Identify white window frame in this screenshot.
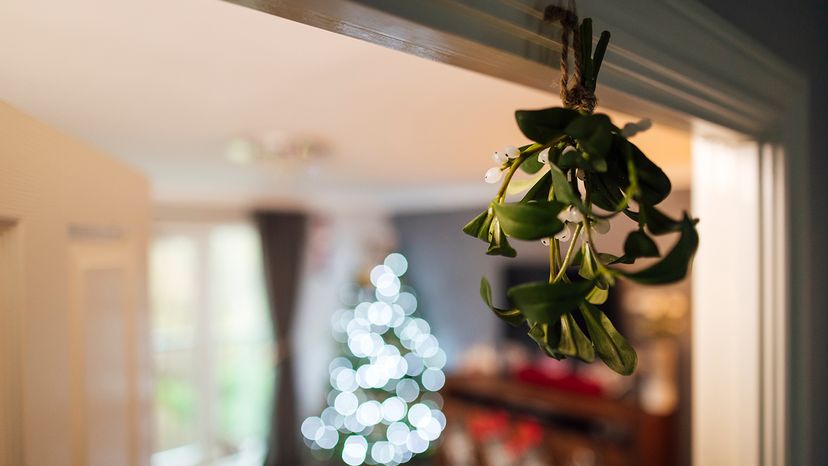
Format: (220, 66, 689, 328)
(223, 1, 810, 464)
(150, 218, 270, 466)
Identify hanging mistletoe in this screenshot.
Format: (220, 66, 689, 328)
(463, 6, 699, 375)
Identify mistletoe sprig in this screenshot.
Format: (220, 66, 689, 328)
(462, 15, 698, 376)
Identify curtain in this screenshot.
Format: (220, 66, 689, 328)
(256, 211, 307, 466)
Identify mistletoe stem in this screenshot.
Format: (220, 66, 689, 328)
(553, 224, 583, 282)
(496, 155, 529, 201)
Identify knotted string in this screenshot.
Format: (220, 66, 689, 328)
(544, 4, 597, 113)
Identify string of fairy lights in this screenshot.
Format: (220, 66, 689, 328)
(301, 253, 447, 465)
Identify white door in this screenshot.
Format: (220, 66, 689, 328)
(0, 102, 151, 466)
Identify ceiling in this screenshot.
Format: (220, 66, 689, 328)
(0, 0, 691, 211)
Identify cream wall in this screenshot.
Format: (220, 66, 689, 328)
(0, 102, 150, 466)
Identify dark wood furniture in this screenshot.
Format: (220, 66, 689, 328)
(438, 375, 674, 466)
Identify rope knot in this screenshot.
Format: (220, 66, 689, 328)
(544, 4, 597, 113)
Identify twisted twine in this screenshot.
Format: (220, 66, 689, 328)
(544, 4, 597, 113)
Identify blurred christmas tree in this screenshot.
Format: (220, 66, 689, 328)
(301, 253, 447, 466)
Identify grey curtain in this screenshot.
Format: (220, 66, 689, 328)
(256, 211, 307, 466)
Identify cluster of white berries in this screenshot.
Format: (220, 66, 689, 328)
(540, 206, 610, 246)
(620, 118, 652, 138)
(484, 146, 521, 184)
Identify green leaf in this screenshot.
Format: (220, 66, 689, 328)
(528, 322, 564, 360)
(493, 201, 565, 240)
(520, 153, 545, 174)
(520, 171, 553, 203)
(558, 313, 595, 362)
(623, 230, 660, 259)
(549, 164, 585, 211)
(485, 219, 517, 257)
(623, 213, 699, 284)
(515, 107, 580, 144)
(586, 285, 608, 305)
(641, 204, 686, 235)
(581, 303, 637, 375)
(479, 277, 525, 326)
(507, 280, 593, 324)
(462, 208, 493, 241)
(585, 172, 625, 212)
(565, 114, 615, 157)
(625, 139, 671, 205)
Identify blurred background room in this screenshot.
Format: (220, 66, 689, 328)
(1, 1, 826, 466)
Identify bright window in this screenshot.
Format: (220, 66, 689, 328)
(150, 222, 273, 466)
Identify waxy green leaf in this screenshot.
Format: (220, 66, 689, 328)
(565, 114, 616, 157)
(462, 208, 493, 241)
(493, 201, 565, 240)
(521, 171, 553, 203)
(515, 107, 580, 144)
(528, 322, 564, 360)
(581, 303, 637, 375)
(623, 230, 660, 259)
(486, 219, 517, 257)
(623, 213, 699, 284)
(507, 280, 594, 324)
(479, 277, 525, 326)
(558, 313, 595, 362)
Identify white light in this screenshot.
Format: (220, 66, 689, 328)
(389, 304, 405, 328)
(334, 368, 358, 392)
(317, 426, 339, 449)
(414, 334, 439, 358)
(356, 400, 383, 426)
(335, 392, 359, 416)
(424, 349, 447, 369)
(418, 418, 442, 441)
(407, 403, 432, 429)
(431, 409, 447, 429)
(381, 397, 407, 423)
(329, 357, 352, 372)
(396, 379, 420, 403)
(343, 414, 365, 433)
(321, 407, 344, 430)
(301, 417, 324, 441)
(368, 302, 393, 326)
(406, 431, 429, 454)
(396, 292, 417, 314)
(371, 441, 395, 464)
(376, 273, 401, 297)
(404, 353, 424, 376)
(370, 265, 394, 286)
(384, 253, 409, 277)
(342, 435, 368, 466)
(387, 422, 410, 445)
(421, 368, 446, 391)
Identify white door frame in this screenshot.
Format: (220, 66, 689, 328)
(225, 0, 809, 464)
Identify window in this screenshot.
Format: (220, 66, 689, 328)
(150, 221, 273, 466)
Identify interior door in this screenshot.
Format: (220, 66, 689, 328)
(0, 101, 150, 466)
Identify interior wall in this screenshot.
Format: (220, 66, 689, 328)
(0, 102, 150, 466)
(692, 2, 828, 463)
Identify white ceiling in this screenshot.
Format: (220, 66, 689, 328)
(0, 0, 691, 211)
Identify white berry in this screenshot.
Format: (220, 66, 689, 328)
(538, 148, 550, 164)
(566, 208, 584, 223)
(555, 222, 576, 242)
(492, 151, 509, 164)
(541, 238, 551, 246)
(562, 145, 577, 154)
(484, 167, 503, 184)
(504, 146, 520, 159)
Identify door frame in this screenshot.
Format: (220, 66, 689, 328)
(225, 0, 809, 464)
